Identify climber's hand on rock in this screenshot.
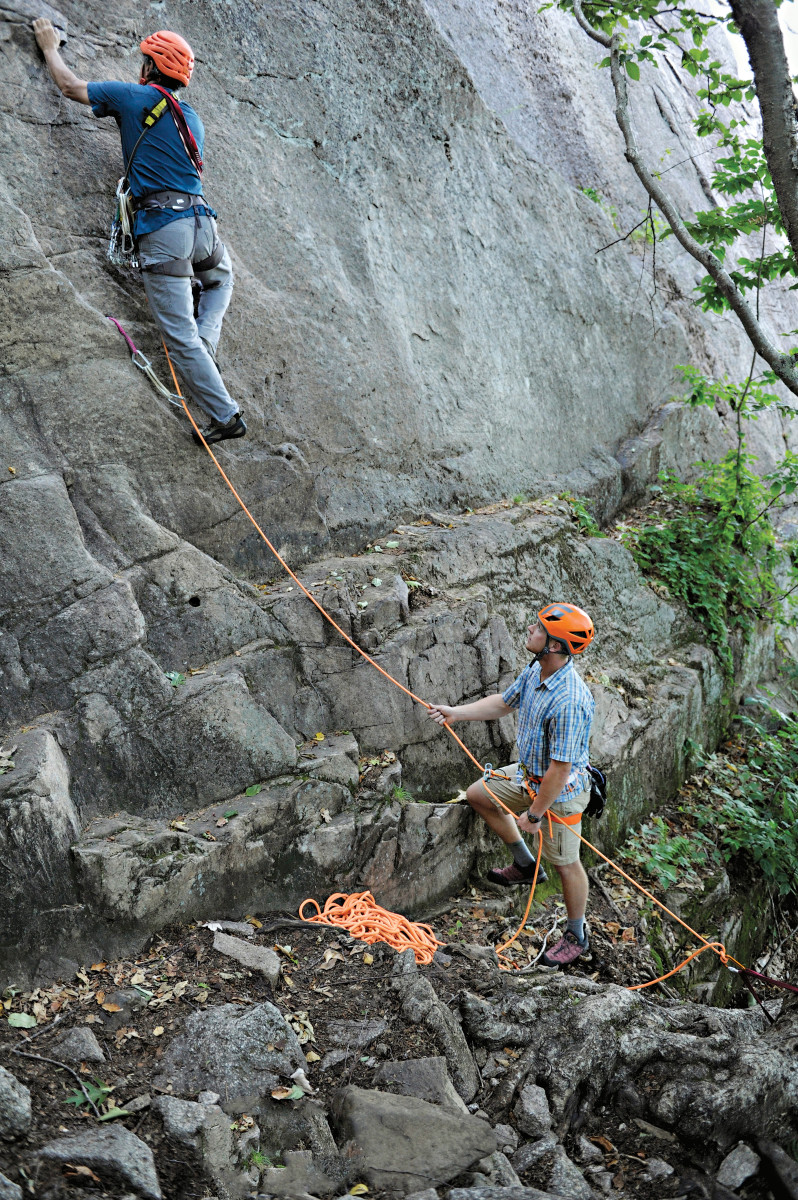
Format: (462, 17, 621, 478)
(33, 18, 61, 54)
(428, 704, 456, 727)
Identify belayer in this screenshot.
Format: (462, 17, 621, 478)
(32, 18, 247, 446)
(429, 603, 596, 967)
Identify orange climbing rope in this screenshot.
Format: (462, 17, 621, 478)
(299, 892, 443, 964)
(154, 337, 745, 988)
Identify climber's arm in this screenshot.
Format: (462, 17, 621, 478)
(33, 19, 90, 105)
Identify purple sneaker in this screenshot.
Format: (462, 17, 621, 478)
(486, 861, 547, 887)
(540, 928, 589, 967)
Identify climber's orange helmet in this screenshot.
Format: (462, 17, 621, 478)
(140, 31, 195, 87)
(538, 603, 594, 656)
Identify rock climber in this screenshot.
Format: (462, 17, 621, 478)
(429, 603, 596, 967)
(32, 18, 246, 446)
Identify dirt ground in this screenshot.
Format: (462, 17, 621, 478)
(1, 835, 786, 1200)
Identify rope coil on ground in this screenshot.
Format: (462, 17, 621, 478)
(299, 892, 443, 964)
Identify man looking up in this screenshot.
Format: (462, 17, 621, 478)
(32, 18, 246, 446)
(429, 603, 595, 967)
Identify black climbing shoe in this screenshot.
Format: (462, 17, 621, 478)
(192, 412, 247, 446)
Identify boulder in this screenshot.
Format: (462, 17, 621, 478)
(154, 1002, 306, 1109)
(392, 972, 480, 1101)
(547, 1147, 592, 1200)
(36, 1126, 161, 1199)
(153, 1095, 236, 1189)
(0, 1173, 22, 1200)
(332, 1086, 496, 1193)
(0, 1067, 31, 1141)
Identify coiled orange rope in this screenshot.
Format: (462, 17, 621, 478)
(299, 892, 444, 964)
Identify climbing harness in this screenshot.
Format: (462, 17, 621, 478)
(109, 322, 796, 997)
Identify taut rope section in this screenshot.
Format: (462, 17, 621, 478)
(110, 321, 767, 987)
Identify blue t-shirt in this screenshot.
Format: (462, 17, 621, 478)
(88, 81, 213, 236)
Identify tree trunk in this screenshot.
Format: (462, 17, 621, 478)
(729, 0, 798, 268)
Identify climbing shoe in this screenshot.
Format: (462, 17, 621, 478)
(191, 412, 247, 446)
(486, 861, 547, 887)
(540, 928, 589, 968)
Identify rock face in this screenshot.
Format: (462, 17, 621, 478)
(0, 0, 787, 984)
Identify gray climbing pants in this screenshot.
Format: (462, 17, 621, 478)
(137, 212, 237, 424)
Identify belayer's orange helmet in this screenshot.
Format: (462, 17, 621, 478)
(140, 31, 194, 87)
(538, 603, 594, 655)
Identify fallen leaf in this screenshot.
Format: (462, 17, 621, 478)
(621, 928, 637, 943)
(320, 948, 345, 970)
(245, 915, 262, 929)
(349, 1185, 370, 1195)
(314, 732, 325, 741)
(130, 972, 146, 985)
(96, 991, 106, 1006)
(363, 953, 374, 965)
(165, 671, 186, 687)
(90, 963, 106, 972)
(590, 1136, 617, 1154)
(271, 1085, 304, 1101)
(8, 1013, 35, 1029)
(216, 817, 228, 828)
(312, 986, 333, 998)
(101, 1003, 122, 1013)
(170, 820, 189, 832)
(153, 1026, 165, 1036)
(305, 1050, 321, 1063)
(173, 981, 189, 997)
(320, 808, 332, 824)
(7, 467, 16, 476)
(98, 1106, 129, 1122)
(245, 785, 261, 796)
(371, 578, 382, 587)
(203, 831, 217, 842)
(64, 1164, 102, 1183)
(224, 808, 239, 819)
(282, 974, 294, 989)
(286, 1011, 315, 1043)
(290, 1067, 315, 1093)
(385, 540, 399, 548)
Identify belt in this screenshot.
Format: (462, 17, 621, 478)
(132, 190, 206, 213)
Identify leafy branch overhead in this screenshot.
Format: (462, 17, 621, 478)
(552, 0, 798, 397)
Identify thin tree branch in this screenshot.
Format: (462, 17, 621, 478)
(8, 1047, 102, 1117)
(571, 0, 798, 401)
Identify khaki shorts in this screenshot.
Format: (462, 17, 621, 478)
(478, 764, 589, 867)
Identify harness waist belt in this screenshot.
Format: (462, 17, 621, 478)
(133, 190, 206, 213)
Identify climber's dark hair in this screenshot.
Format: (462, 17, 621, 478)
(141, 54, 183, 92)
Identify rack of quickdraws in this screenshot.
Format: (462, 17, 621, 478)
(107, 179, 138, 268)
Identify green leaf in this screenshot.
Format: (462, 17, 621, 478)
(8, 1012, 36, 1029)
(165, 671, 186, 688)
(98, 1106, 130, 1121)
(245, 784, 261, 796)
(625, 59, 640, 81)
(224, 807, 240, 817)
(371, 578, 383, 587)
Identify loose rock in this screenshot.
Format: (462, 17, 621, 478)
(373, 1056, 469, 1113)
(36, 1126, 161, 1199)
(716, 1142, 759, 1189)
(53, 1025, 106, 1064)
(0, 1067, 31, 1142)
(332, 1085, 496, 1193)
(514, 1083, 552, 1138)
(212, 930, 281, 986)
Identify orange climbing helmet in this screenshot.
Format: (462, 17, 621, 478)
(538, 602, 594, 655)
(140, 31, 195, 87)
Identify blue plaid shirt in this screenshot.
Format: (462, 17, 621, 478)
(502, 659, 594, 802)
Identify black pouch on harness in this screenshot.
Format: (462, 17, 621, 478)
(584, 765, 607, 819)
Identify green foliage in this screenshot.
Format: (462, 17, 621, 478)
(692, 709, 798, 897)
(619, 370, 798, 677)
(559, 492, 603, 537)
(65, 1078, 114, 1111)
(392, 785, 417, 803)
(621, 814, 718, 889)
